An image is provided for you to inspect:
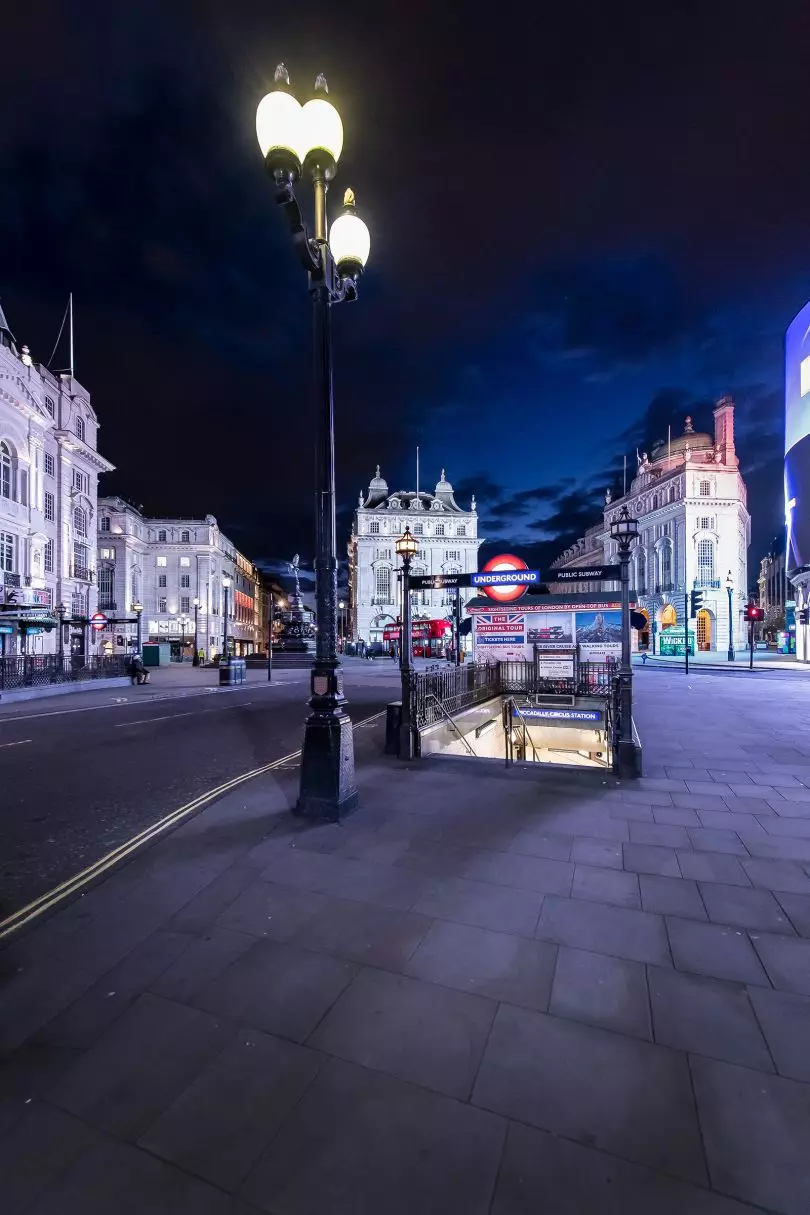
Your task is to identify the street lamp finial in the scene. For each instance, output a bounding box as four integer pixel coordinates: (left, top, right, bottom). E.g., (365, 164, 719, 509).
(315, 73, 329, 93)
(343, 187, 355, 207)
(274, 63, 290, 85)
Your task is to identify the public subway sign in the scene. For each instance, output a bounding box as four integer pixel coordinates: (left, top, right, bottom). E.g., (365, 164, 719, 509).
(409, 573, 470, 590)
(553, 566, 621, 581)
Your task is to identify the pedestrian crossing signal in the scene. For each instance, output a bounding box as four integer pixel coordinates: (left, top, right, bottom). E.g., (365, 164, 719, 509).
(689, 589, 704, 617)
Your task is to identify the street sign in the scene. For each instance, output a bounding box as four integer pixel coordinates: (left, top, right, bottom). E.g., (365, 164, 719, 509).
(90, 611, 108, 632)
(554, 565, 621, 582)
(471, 569, 540, 588)
(409, 573, 471, 590)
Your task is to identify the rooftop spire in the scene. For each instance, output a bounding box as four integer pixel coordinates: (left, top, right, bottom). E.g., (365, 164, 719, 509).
(0, 298, 16, 351)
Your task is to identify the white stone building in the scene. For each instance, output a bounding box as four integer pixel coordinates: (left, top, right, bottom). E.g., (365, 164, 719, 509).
(550, 400, 750, 653)
(96, 498, 263, 658)
(348, 468, 482, 646)
(0, 301, 113, 656)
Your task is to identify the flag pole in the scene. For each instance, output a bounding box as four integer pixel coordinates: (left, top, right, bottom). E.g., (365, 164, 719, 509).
(69, 292, 74, 378)
(623, 455, 627, 497)
(416, 445, 419, 498)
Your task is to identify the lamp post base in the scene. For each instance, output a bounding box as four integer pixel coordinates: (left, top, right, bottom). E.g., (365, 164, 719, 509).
(295, 709, 358, 821)
(727, 648, 735, 661)
(398, 718, 416, 760)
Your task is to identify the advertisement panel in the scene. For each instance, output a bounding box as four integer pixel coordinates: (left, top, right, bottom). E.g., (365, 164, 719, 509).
(785, 300, 810, 571)
(526, 612, 574, 648)
(575, 610, 622, 662)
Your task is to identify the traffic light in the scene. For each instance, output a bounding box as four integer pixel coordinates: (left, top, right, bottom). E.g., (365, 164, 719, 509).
(689, 588, 704, 617)
(744, 604, 764, 622)
(799, 608, 810, 626)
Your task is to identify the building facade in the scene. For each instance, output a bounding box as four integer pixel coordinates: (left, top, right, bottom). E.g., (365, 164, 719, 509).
(550, 401, 750, 653)
(348, 468, 482, 646)
(0, 301, 113, 656)
(785, 301, 810, 661)
(96, 498, 263, 658)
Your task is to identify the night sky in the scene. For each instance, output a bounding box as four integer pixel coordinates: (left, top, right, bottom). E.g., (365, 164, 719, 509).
(2, 1, 809, 588)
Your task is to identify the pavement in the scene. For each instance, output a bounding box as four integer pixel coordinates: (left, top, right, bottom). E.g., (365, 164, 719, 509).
(3, 667, 810, 1211)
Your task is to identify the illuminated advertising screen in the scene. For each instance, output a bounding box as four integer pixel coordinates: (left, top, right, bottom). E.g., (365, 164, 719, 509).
(785, 301, 810, 571)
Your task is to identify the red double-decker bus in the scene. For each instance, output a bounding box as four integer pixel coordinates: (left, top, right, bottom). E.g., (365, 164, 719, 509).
(382, 619, 452, 658)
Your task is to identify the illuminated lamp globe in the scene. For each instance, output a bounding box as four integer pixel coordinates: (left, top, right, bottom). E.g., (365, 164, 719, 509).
(329, 189, 370, 278)
(609, 505, 638, 548)
(395, 526, 418, 562)
(256, 64, 305, 179)
(301, 75, 343, 178)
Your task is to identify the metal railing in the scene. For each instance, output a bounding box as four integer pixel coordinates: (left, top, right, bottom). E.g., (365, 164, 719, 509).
(0, 654, 128, 691)
(497, 657, 618, 698)
(503, 697, 540, 765)
(408, 662, 500, 729)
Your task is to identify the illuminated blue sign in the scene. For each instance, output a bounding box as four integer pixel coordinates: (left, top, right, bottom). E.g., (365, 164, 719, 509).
(514, 707, 602, 723)
(471, 570, 540, 587)
(785, 301, 810, 571)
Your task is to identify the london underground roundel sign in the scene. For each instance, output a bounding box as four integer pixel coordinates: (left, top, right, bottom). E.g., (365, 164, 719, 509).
(480, 554, 530, 603)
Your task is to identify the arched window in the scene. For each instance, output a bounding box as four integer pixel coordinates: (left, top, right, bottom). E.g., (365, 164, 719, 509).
(158, 529, 167, 542)
(635, 549, 646, 594)
(75, 416, 85, 442)
(73, 505, 88, 538)
(375, 566, 391, 603)
(661, 541, 672, 586)
(181, 530, 190, 543)
(0, 442, 11, 499)
(697, 538, 714, 585)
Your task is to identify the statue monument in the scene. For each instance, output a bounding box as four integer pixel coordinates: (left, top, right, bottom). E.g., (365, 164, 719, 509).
(274, 553, 315, 664)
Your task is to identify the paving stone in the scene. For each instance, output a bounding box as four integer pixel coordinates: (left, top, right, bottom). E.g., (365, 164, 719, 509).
(536, 895, 670, 966)
(749, 772, 803, 788)
(623, 843, 681, 877)
(140, 1026, 324, 1192)
(691, 1053, 810, 1215)
(392, 838, 485, 878)
(648, 967, 772, 1071)
(639, 874, 707, 920)
(666, 766, 711, 781)
(764, 796, 810, 816)
(629, 821, 691, 847)
(653, 805, 702, 827)
(748, 987, 810, 1082)
(549, 946, 650, 1039)
(309, 966, 496, 1100)
(0, 956, 97, 1055)
(677, 851, 751, 887)
(699, 882, 795, 935)
(491, 1117, 763, 1215)
(687, 828, 748, 856)
(742, 857, 810, 894)
(507, 829, 572, 860)
(48, 992, 231, 1139)
(697, 810, 766, 836)
(405, 919, 556, 1011)
(707, 770, 754, 783)
(608, 802, 655, 822)
(215, 880, 328, 940)
(673, 792, 727, 812)
(722, 795, 776, 815)
(462, 851, 574, 896)
(0, 1101, 98, 1215)
(23, 1134, 254, 1215)
(167, 865, 265, 933)
(750, 932, 810, 995)
(412, 876, 543, 936)
(150, 927, 257, 1003)
(44, 897, 167, 977)
(570, 837, 623, 869)
(571, 863, 640, 909)
(771, 785, 810, 802)
(472, 1003, 705, 1184)
(637, 777, 689, 793)
(666, 917, 768, 986)
(776, 892, 810, 936)
(762, 816, 810, 838)
(686, 781, 734, 797)
(289, 897, 431, 970)
(191, 938, 357, 1043)
(239, 1056, 506, 1215)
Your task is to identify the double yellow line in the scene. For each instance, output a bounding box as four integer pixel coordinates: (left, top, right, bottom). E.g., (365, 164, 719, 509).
(0, 709, 385, 942)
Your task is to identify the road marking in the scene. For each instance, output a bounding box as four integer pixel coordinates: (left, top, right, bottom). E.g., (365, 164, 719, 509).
(0, 680, 302, 724)
(114, 703, 252, 728)
(0, 707, 386, 942)
(0, 739, 32, 748)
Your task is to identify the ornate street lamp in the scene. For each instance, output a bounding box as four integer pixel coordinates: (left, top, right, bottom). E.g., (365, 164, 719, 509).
(222, 577, 231, 663)
(131, 601, 144, 656)
(609, 505, 640, 775)
(725, 570, 735, 662)
(396, 526, 418, 759)
(257, 64, 370, 820)
(192, 597, 201, 666)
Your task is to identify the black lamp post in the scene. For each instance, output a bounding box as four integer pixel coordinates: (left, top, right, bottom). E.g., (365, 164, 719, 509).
(396, 526, 418, 759)
(57, 602, 67, 666)
(192, 597, 201, 666)
(267, 594, 283, 683)
(257, 64, 371, 820)
(725, 570, 735, 662)
(609, 505, 639, 776)
(131, 601, 143, 656)
(222, 577, 231, 663)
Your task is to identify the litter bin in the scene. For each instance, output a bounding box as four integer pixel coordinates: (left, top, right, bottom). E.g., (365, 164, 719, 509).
(385, 701, 402, 755)
(219, 658, 246, 686)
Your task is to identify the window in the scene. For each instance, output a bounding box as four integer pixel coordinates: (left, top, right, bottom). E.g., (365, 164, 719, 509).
(99, 547, 115, 560)
(661, 542, 672, 584)
(72, 469, 87, 494)
(158, 596, 167, 613)
(375, 566, 391, 602)
(43, 538, 53, 573)
(180, 574, 190, 588)
(100, 515, 110, 532)
(699, 480, 711, 497)
(180, 596, 190, 613)
(75, 416, 85, 442)
(18, 468, 27, 506)
(72, 542, 89, 579)
(369, 520, 380, 534)
(181, 530, 190, 543)
(156, 556, 167, 567)
(0, 531, 15, 572)
(72, 591, 85, 616)
(413, 523, 423, 535)
(0, 442, 11, 499)
(698, 516, 714, 531)
(45, 396, 54, 417)
(435, 523, 445, 536)
(44, 491, 55, 522)
(179, 556, 190, 567)
(73, 506, 87, 538)
(375, 548, 391, 560)
(697, 538, 715, 584)
(445, 550, 461, 561)
(44, 452, 55, 477)
(97, 567, 114, 606)
(158, 529, 167, 542)
(158, 574, 167, 588)
(457, 525, 466, 536)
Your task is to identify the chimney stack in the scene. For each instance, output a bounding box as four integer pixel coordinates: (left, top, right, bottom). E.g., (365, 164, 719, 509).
(713, 395, 737, 467)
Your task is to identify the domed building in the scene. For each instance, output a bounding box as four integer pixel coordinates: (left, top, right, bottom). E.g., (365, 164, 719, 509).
(550, 401, 751, 654)
(348, 467, 482, 649)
